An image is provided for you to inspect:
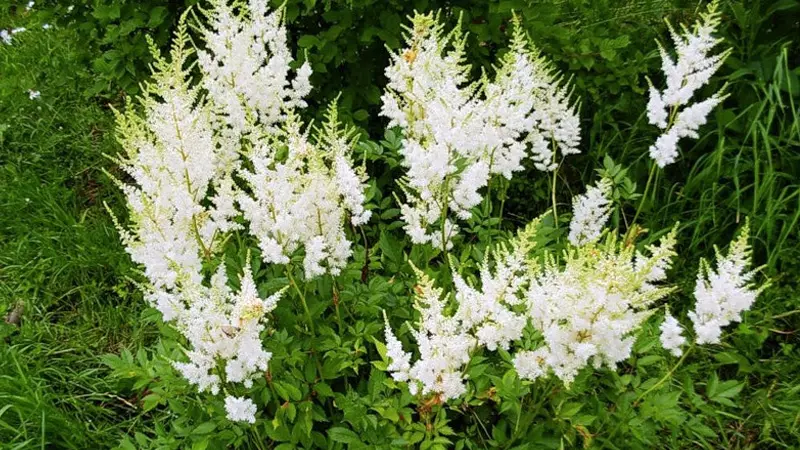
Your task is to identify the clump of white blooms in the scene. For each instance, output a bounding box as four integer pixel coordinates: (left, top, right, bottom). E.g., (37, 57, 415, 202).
(647, 1, 730, 167)
(384, 221, 684, 397)
(515, 228, 678, 384)
(383, 222, 537, 400)
(237, 105, 371, 279)
(110, 2, 368, 423)
(659, 313, 686, 356)
(196, 0, 311, 135)
(28, 89, 40, 100)
(689, 221, 763, 344)
(225, 396, 258, 424)
(568, 178, 613, 246)
(382, 13, 580, 249)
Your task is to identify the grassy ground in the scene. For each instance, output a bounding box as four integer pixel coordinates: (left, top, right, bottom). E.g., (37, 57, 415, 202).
(1, 4, 799, 450)
(0, 23, 152, 449)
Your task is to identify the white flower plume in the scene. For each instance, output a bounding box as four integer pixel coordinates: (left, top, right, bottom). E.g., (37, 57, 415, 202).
(568, 178, 613, 246)
(197, 0, 312, 135)
(689, 220, 764, 344)
(381, 13, 580, 249)
(647, 1, 730, 167)
(517, 228, 678, 384)
(660, 313, 686, 357)
(237, 103, 371, 279)
(384, 222, 535, 400)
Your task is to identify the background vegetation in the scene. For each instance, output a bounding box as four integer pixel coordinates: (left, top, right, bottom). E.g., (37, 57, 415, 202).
(1, 0, 798, 448)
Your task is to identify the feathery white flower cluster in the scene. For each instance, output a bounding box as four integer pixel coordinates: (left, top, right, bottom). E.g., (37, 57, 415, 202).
(225, 396, 258, 424)
(689, 221, 763, 344)
(381, 14, 580, 249)
(197, 0, 311, 135)
(659, 313, 686, 356)
(384, 222, 680, 398)
(568, 178, 613, 246)
(384, 264, 476, 400)
(383, 223, 536, 400)
(112, 2, 368, 423)
(111, 19, 281, 423)
(238, 106, 371, 279)
(516, 229, 678, 384)
(647, 1, 730, 167)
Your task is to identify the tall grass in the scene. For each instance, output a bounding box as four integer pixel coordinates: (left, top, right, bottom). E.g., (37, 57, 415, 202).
(0, 21, 151, 449)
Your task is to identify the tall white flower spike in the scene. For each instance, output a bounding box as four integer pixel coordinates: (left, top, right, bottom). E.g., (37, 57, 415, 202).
(647, 1, 730, 167)
(689, 220, 765, 344)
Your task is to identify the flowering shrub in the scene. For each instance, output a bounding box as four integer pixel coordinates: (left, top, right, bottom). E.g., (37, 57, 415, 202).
(109, 2, 368, 422)
(106, 1, 772, 447)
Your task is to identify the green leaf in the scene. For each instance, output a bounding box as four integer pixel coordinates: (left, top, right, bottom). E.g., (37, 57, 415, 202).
(192, 421, 216, 435)
(379, 231, 403, 263)
(141, 393, 162, 412)
(298, 35, 321, 48)
(192, 438, 210, 450)
(328, 427, 361, 444)
(637, 355, 664, 368)
(147, 7, 169, 28)
(92, 4, 121, 20)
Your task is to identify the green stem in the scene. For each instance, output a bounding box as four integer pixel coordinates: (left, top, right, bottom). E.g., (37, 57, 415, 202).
(634, 344, 695, 406)
(550, 138, 560, 228)
(332, 280, 344, 335)
(551, 167, 559, 226)
(252, 426, 268, 450)
(628, 105, 679, 236)
(286, 266, 324, 382)
(286, 267, 315, 337)
(498, 181, 508, 229)
(630, 163, 657, 230)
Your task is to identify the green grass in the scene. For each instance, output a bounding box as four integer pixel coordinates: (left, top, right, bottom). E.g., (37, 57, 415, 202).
(0, 3, 799, 449)
(0, 21, 154, 449)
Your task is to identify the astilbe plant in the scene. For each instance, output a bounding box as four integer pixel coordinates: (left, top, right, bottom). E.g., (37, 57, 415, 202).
(108, 0, 769, 442)
(381, 13, 580, 250)
(109, 1, 369, 423)
(381, 2, 765, 408)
